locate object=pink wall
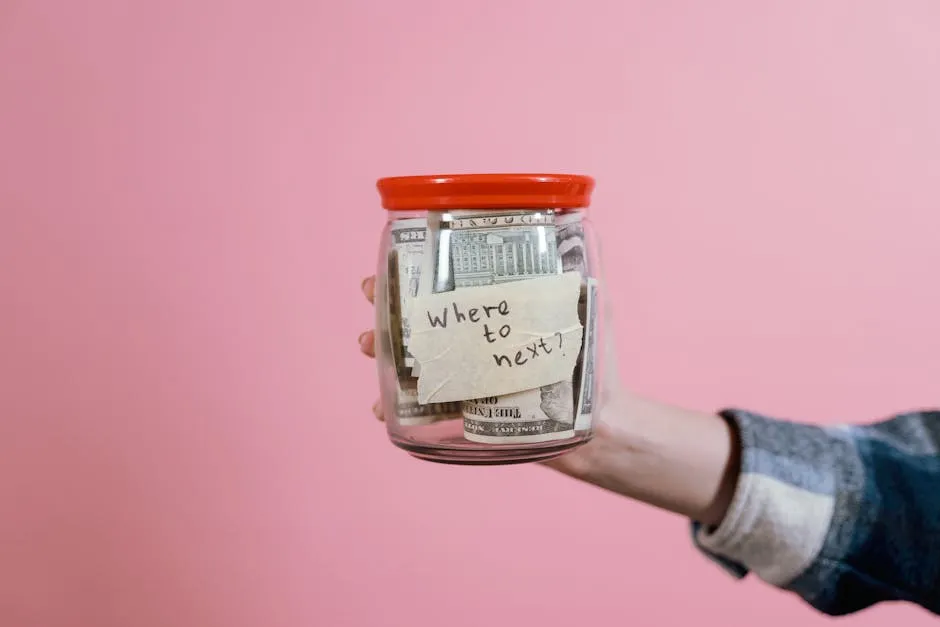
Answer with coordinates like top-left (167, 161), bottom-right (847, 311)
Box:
top-left (1, 1), bottom-right (938, 625)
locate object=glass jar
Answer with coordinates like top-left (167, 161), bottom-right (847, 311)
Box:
top-left (373, 174), bottom-right (605, 465)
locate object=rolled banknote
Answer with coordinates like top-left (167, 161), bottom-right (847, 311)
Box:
top-left (388, 218), bottom-right (427, 375)
top-left (388, 217), bottom-right (458, 426)
top-left (555, 210), bottom-right (590, 276)
top-left (555, 211), bottom-right (600, 431)
top-left (461, 383), bottom-right (575, 444)
top-left (574, 277), bottom-right (599, 431)
top-left (395, 376), bottom-right (462, 427)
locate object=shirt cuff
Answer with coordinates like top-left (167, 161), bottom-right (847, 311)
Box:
top-left (690, 409), bottom-right (837, 588)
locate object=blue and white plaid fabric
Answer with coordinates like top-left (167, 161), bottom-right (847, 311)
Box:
top-left (691, 409), bottom-right (940, 616)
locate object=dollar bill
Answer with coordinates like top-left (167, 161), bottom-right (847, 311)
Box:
top-left (574, 278), bottom-right (599, 431)
top-left (387, 249), bottom-right (406, 374)
top-left (388, 218), bottom-right (427, 374)
top-left (408, 211), bottom-right (446, 378)
top-left (385, 217), bottom-right (459, 426)
top-left (461, 383), bottom-right (575, 444)
top-left (425, 211), bottom-right (576, 444)
top-left (443, 212), bottom-right (561, 288)
top-left (395, 376), bottom-right (462, 426)
top-left (555, 211), bottom-right (590, 277)
top-left (554, 211), bottom-right (598, 431)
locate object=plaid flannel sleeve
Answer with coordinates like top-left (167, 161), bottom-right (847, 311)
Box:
top-left (691, 409), bottom-right (940, 616)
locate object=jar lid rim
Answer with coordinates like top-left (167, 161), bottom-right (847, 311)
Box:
top-left (376, 173), bottom-right (595, 211)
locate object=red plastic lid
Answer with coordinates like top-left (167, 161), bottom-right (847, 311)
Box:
top-left (376, 173), bottom-right (595, 211)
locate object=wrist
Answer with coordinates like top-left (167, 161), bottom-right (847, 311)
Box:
top-left (555, 393), bottom-right (741, 526)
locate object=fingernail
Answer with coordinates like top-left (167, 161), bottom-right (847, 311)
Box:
top-left (361, 276), bottom-right (371, 292)
top-left (372, 401), bottom-right (381, 418)
top-left (358, 331), bottom-right (369, 349)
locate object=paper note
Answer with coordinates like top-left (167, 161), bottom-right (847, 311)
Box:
top-left (407, 272), bottom-right (584, 404)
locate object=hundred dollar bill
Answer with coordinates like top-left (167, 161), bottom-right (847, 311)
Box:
top-left (461, 383), bottom-right (575, 444)
top-left (425, 211), bottom-right (576, 444)
top-left (574, 278), bottom-right (599, 431)
top-left (441, 211), bottom-right (560, 288)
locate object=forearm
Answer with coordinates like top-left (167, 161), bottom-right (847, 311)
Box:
top-left (547, 392), bottom-right (740, 526)
top-left (556, 397), bottom-right (940, 616)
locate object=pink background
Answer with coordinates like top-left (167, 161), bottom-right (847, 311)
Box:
top-left (1, 1), bottom-right (939, 625)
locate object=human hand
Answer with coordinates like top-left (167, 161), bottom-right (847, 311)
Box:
top-left (358, 275), bottom-right (739, 526)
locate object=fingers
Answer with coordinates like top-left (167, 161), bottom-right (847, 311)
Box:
top-left (372, 399), bottom-right (385, 421)
top-left (359, 277), bottom-right (376, 357)
top-left (358, 330), bottom-right (375, 358)
top-left (362, 277), bottom-right (382, 421)
top-left (361, 276), bottom-right (375, 304)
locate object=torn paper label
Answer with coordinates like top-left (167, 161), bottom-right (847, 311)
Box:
top-left (407, 272), bottom-right (583, 404)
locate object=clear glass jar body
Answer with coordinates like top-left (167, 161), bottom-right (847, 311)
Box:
top-left (374, 207), bottom-right (606, 464)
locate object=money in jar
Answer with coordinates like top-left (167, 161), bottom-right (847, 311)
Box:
top-left (373, 174), bottom-right (605, 465)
